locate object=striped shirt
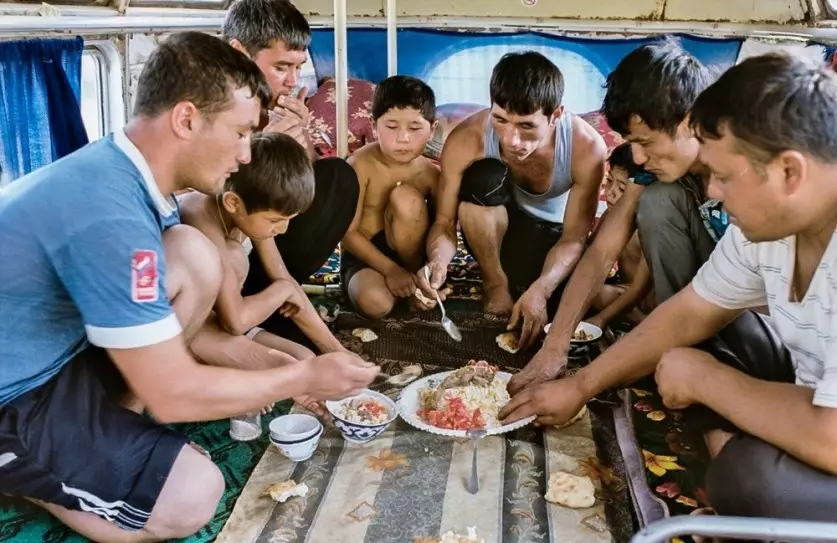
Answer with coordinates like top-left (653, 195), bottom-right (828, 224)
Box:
top-left (692, 225), bottom-right (837, 408)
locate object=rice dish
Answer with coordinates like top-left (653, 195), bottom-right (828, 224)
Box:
top-left (339, 398), bottom-right (390, 425)
top-left (417, 360), bottom-right (509, 430)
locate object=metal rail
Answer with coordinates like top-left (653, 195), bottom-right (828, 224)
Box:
top-left (631, 515), bottom-right (837, 543)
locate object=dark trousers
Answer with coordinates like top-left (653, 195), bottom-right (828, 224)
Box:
top-left (242, 157), bottom-right (359, 348)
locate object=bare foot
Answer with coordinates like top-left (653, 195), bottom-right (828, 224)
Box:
top-left (484, 284), bottom-right (514, 316)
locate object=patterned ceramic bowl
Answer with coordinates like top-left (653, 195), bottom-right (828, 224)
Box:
top-left (325, 389), bottom-right (398, 444)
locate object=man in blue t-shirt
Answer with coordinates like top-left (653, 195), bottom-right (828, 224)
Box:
top-left (0, 32), bottom-right (378, 541)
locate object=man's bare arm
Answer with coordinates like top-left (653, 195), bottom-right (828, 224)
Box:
top-left (532, 131), bottom-right (606, 298)
top-left (541, 183), bottom-right (645, 358)
top-left (253, 239), bottom-right (344, 353)
top-left (576, 286), bottom-right (740, 398)
top-left (422, 124), bottom-right (481, 290)
top-left (109, 337), bottom-right (312, 423)
top-left (692, 363), bottom-right (837, 474)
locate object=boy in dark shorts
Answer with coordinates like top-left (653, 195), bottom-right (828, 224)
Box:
top-left (341, 76), bottom-right (441, 318)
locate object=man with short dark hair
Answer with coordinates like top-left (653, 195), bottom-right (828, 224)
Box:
top-left (0, 32), bottom-right (377, 541)
top-left (222, 0), bottom-right (361, 348)
top-left (509, 40), bottom-right (723, 394)
top-left (502, 52), bottom-right (837, 520)
top-left (419, 51), bottom-right (607, 350)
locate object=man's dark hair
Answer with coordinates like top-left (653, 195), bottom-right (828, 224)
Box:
top-left (222, 0), bottom-right (311, 56)
top-left (490, 51), bottom-right (564, 116)
top-left (133, 32), bottom-right (270, 119)
top-left (608, 143), bottom-right (641, 177)
top-left (603, 39), bottom-right (711, 136)
top-left (226, 132), bottom-right (315, 215)
top-left (372, 75), bottom-right (436, 123)
top-left (691, 52), bottom-right (837, 166)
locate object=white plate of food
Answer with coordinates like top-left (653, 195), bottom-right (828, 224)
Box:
top-left (397, 360), bottom-right (535, 438)
top-left (544, 321), bottom-right (603, 344)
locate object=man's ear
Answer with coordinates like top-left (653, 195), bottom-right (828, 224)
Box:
top-left (550, 105), bottom-right (565, 125)
top-left (229, 39), bottom-right (250, 58)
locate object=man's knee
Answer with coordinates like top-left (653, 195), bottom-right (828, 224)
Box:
top-left (636, 181), bottom-right (691, 230)
top-left (314, 157), bottom-right (360, 205)
top-left (459, 157), bottom-right (510, 207)
top-left (146, 445), bottom-right (224, 539)
top-left (163, 225), bottom-right (223, 300)
top-left (388, 184), bottom-right (427, 221)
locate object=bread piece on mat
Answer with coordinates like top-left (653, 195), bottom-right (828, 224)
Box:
top-left (495, 332), bottom-right (519, 354)
top-left (438, 526), bottom-right (485, 542)
top-left (545, 472), bottom-right (596, 509)
top-left (352, 328), bottom-right (378, 342)
top-left (263, 480), bottom-right (309, 503)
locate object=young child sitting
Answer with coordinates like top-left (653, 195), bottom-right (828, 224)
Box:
top-left (341, 75), bottom-right (441, 318)
top-left (179, 133), bottom-right (348, 413)
top-left (588, 143), bottom-right (655, 330)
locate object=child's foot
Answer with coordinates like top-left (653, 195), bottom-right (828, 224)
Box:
top-left (690, 507), bottom-right (721, 543)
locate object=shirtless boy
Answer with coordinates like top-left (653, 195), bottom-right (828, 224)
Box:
top-left (587, 143), bottom-right (653, 330)
top-left (180, 133), bottom-right (348, 415)
top-left (341, 75), bottom-right (440, 318)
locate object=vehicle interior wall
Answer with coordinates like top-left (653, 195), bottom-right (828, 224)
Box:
top-left (1, 0), bottom-right (837, 166)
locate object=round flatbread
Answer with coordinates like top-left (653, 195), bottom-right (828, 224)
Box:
top-left (545, 472), bottom-right (596, 509)
top-left (555, 405), bottom-right (588, 429)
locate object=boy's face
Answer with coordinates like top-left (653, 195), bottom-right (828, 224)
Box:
top-left (225, 193), bottom-right (299, 240)
top-left (605, 166), bottom-right (629, 208)
top-left (374, 107), bottom-right (435, 164)
top-left (623, 115), bottom-right (700, 183)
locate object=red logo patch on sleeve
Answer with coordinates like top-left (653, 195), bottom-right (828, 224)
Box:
top-left (131, 249), bottom-right (159, 303)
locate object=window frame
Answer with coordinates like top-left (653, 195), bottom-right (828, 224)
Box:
top-left (83, 40), bottom-right (125, 137)
top-left (81, 46), bottom-right (106, 140)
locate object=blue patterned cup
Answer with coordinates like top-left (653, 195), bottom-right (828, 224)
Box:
top-left (325, 389), bottom-right (398, 444)
top-left (268, 414), bottom-right (323, 462)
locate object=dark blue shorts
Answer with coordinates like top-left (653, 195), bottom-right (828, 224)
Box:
top-left (0, 346), bottom-right (189, 531)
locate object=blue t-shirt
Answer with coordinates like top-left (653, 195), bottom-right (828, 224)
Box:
top-left (0, 131), bottom-right (182, 406)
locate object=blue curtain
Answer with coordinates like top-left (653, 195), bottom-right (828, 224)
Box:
top-left (0, 37), bottom-right (89, 184)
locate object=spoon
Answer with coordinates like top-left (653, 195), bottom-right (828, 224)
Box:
top-left (466, 427), bottom-right (487, 494)
top-left (424, 267), bottom-right (462, 342)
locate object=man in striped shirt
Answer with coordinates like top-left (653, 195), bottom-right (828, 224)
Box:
top-left (503, 52), bottom-right (837, 520)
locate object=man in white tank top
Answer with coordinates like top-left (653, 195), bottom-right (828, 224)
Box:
top-left (419, 52), bottom-right (607, 350)
top-left (503, 53), bottom-right (837, 522)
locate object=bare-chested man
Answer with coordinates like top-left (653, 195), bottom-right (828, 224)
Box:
top-left (417, 51), bottom-right (607, 349)
top-left (341, 75), bottom-right (441, 318)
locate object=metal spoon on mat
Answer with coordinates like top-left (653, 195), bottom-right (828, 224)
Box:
top-left (466, 427), bottom-right (487, 493)
top-left (424, 267), bottom-right (462, 342)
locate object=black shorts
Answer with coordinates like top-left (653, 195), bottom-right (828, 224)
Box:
top-left (340, 230), bottom-right (404, 290)
top-left (0, 346), bottom-right (189, 531)
top-left (459, 157), bottom-right (565, 300)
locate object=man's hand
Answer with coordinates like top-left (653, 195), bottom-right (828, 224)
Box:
top-left (301, 351), bottom-right (379, 400)
top-left (385, 266), bottom-right (417, 298)
top-left (655, 348), bottom-right (712, 410)
top-left (508, 284), bottom-right (549, 350)
top-left (506, 347), bottom-right (567, 396)
top-left (499, 376), bottom-right (587, 427)
top-left (263, 87), bottom-right (309, 147)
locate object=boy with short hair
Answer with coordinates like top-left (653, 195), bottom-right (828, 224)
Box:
top-left (341, 75), bottom-right (441, 318)
top-left (588, 143), bottom-right (653, 329)
top-left (180, 132), bottom-right (346, 377)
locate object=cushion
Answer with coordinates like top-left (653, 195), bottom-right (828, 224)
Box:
top-left (306, 77), bottom-right (377, 157)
